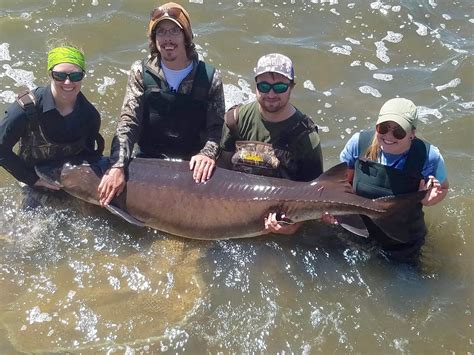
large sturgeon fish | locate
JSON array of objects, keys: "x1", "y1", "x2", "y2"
[{"x1": 35, "y1": 157, "x2": 426, "y2": 242}]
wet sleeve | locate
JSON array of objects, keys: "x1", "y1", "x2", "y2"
[
  {"x1": 199, "y1": 69, "x2": 225, "y2": 159},
  {"x1": 219, "y1": 120, "x2": 236, "y2": 153},
  {"x1": 110, "y1": 61, "x2": 145, "y2": 168},
  {"x1": 423, "y1": 145, "x2": 447, "y2": 183},
  {"x1": 0, "y1": 102, "x2": 39, "y2": 185},
  {"x1": 339, "y1": 133, "x2": 360, "y2": 168}
]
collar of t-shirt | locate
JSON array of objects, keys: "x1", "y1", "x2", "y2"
[{"x1": 161, "y1": 61, "x2": 193, "y2": 92}]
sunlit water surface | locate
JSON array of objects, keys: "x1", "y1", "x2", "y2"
[{"x1": 0, "y1": 0, "x2": 472, "y2": 353}]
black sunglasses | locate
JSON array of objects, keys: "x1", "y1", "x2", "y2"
[
  {"x1": 376, "y1": 122, "x2": 407, "y2": 140},
  {"x1": 51, "y1": 71, "x2": 85, "y2": 82},
  {"x1": 256, "y1": 82, "x2": 290, "y2": 94}
]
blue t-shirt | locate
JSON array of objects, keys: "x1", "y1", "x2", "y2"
[{"x1": 340, "y1": 132, "x2": 447, "y2": 183}]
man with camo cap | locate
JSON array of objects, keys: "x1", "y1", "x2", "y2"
[
  {"x1": 98, "y1": 2, "x2": 225, "y2": 206},
  {"x1": 220, "y1": 53, "x2": 323, "y2": 235}
]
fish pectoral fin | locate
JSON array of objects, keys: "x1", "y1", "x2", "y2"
[
  {"x1": 337, "y1": 214, "x2": 370, "y2": 238},
  {"x1": 105, "y1": 205, "x2": 145, "y2": 227}
]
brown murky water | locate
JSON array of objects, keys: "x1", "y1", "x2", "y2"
[{"x1": 0, "y1": 1, "x2": 473, "y2": 353}]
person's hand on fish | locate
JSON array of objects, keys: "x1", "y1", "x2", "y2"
[
  {"x1": 264, "y1": 212, "x2": 302, "y2": 235},
  {"x1": 321, "y1": 212, "x2": 338, "y2": 225},
  {"x1": 190, "y1": 154, "x2": 215, "y2": 183},
  {"x1": 98, "y1": 167, "x2": 126, "y2": 206},
  {"x1": 420, "y1": 175, "x2": 448, "y2": 206}
]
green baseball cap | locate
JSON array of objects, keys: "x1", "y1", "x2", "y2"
[{"x1": 376, "y1": 98, "x2": 418, "y2": 132}]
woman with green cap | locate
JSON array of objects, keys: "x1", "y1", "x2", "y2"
[
  {"x1": 0, "y1": 45, "x2": 103, "y2": 189},
  {"x1": 324, "y1": 98, "x2": 449, "y2": 262}
]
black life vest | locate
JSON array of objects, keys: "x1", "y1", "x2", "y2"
[
  {"x1": 139, "y1": 59, "x2": 215, "y2": 160},
  {"x1": 353, "y1": 130, "x2": 430, "y2": 247},
  {"x1": 15, "y1": 89, "x2": 104, "y2": 167}
]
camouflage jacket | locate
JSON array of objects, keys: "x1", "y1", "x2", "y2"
[{"x1": 110, "y1": 56, "x2": 225, "y2": 168}]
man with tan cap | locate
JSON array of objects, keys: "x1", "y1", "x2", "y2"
[
  {"x1": 220, "y1": 53, "x2": 323, "y2": 235},
  {"x1": 98, "y1": 2, "x2": 225, "y2": 206},
  {"x1": 334, "y1": 97, "x2": 449, "y2": 262}
]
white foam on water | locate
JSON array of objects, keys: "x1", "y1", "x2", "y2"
[
  {"x1": 413, "y1": 21, "x2": 428, "y2": 36},
  {"x1": 2, "y1": 64, "x2": 36, "y2": 90},
  {"x1": 417, "y1": 106, "x2": 443, "y2": 121},
  {"x1": 223, "y1": 81, "x2": 255, "y2": 111},
  {"x1": 428, "y1": 0, "x2": 437, "y2": 8},
  {"x1": 435, "y1": 78, "x2": 461, "y2": 92},
  {"x1": 373, "y1": 73, "x2": 393, "y2": 81},
  {"x1": 345, "y1": 37, "x2": 360, "y2": 45},
  {"x1": 391, "y1": 6, "x2": 401, "y2": 12},
  {"x1": 350, "y1": 60, "x2": 361, "y2": 67},
  {"x1": 0, "y1": 43, "x2": 11, "y2": 61},
  {"x1": 28, "y1": 306, "x2": 52, "y2": 324},
  {"x1": 375, "y1": 41, "x2": 389, "y2": 63},
  {"x1": 91, "y1": 0, "x2": 99, "y2": 5},
  {"x1": 303, "y1": 80, "x2": 316, "y2": 91},
  {"x1": 359, "y1": 85, "x2": 382, "y2": 97},
  {"x1": 329, "y1": 45, "x2": 352, "y2": 56},
  {"x1": 323, "y1": 91, "x2": 332, "y2": 96},
  {"x1": 0, "y1": 90, "x2": 16, "y2": 104},
  {"x1": 97, "y1": 76, "x2": 116, "y2": 96},
  {"x1": 442, "y1": 14, "x2": 452, "y2": 21},
  {"x1": 459, "y1": 101, "x2": 474, "y2": 109},
  {"x1": 365, "y1": 62, "x2": 378, "y2": 70},
  {"x1": 383, "y1": 31, "x2": 403, "y2": 43}
]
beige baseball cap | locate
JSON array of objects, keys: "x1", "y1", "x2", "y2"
[{"x1": 376, "y1": 98, "x2": 418, "y2": 131}]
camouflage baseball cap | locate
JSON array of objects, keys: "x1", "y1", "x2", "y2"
[
  {"x1": 376, "y1": 98, "x2": 418, "y2": 131},
  {"x1": 254, "y1": 53, "x2": 294, "y2": 81}
]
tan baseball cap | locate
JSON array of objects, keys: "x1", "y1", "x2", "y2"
[
  {"x1": 376, "y1": 98, "x2": 418, "y2": 131},
  {"x1": 148, "y1": 2, "x2": 193, "y2": 43}
]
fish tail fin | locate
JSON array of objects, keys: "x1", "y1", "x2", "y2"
[{"x1": 368, "y1": 190, "x2": 427, "y2": 243}]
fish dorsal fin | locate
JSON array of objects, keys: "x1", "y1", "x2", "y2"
[
  {"x1": 315, "y1": 162, "x2": 348, "y2": 182},
  {"x1": 312, "y1": 163, "x2": 353, "y2": 194},
  {"x1": 105, "y1": 205, "x2": 146, "y2": 227}
]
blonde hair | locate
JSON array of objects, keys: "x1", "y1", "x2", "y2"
[{"x1": 364, "y1": 134, "x2": 380, "y2": 161}]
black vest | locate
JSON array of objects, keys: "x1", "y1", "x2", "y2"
[
  {"x1": 353, "y1": 130, "x2": 430, "y2": 247},
  {"x1": 138, "y1": 60, "x2": 214, "y2": 160},
  {"x1": 16, "y1": 90, "x2": 99, "y2": 167}
]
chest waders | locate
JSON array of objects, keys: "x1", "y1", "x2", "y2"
[
  {"x1": 354, "y1": 130, "x2": 430, "y2": 256},
  {"x1": 139, "y1": 60, "x2": 214, "y2": 160},
  {"x1": 15, "y1": 90, "x2": 102, "y2": 167},
  {"x1": 225, "y1": 105, "x2": 318, "y2": 179}
]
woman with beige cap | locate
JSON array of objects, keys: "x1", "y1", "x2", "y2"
[
  {"x1": 98, "y1": 2, "x2": 225, "y2": 207},
  {"x1": 329, "y1": 98, "x2": 449, "y2": 262}
]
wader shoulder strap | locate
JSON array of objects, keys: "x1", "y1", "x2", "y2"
[
  {"x1": 224, "y1": 104, "x2": 241, "y2": 138},
  {"x1": 358, "y1": 130, "x2": 374, "y2": 155},
  {"x1": 191, "y1": 60, "x2": 215, "y2": 102},
  {"x1": 274, "y1": 115, "x2": 318, "y2": 150},
  {"x1": 404, "y1": 138, "x2": 430, "y2": 175},
  {"x1": 16, "y1": 90, "x2": 38, "y2": 121},
  {"x1": 142, "y1": 59, "x2": 161, "y2": 90}
]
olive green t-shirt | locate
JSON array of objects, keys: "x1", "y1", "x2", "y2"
[{"x1": 220, "y1": 101, "x2": 323, "y2": 181}]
